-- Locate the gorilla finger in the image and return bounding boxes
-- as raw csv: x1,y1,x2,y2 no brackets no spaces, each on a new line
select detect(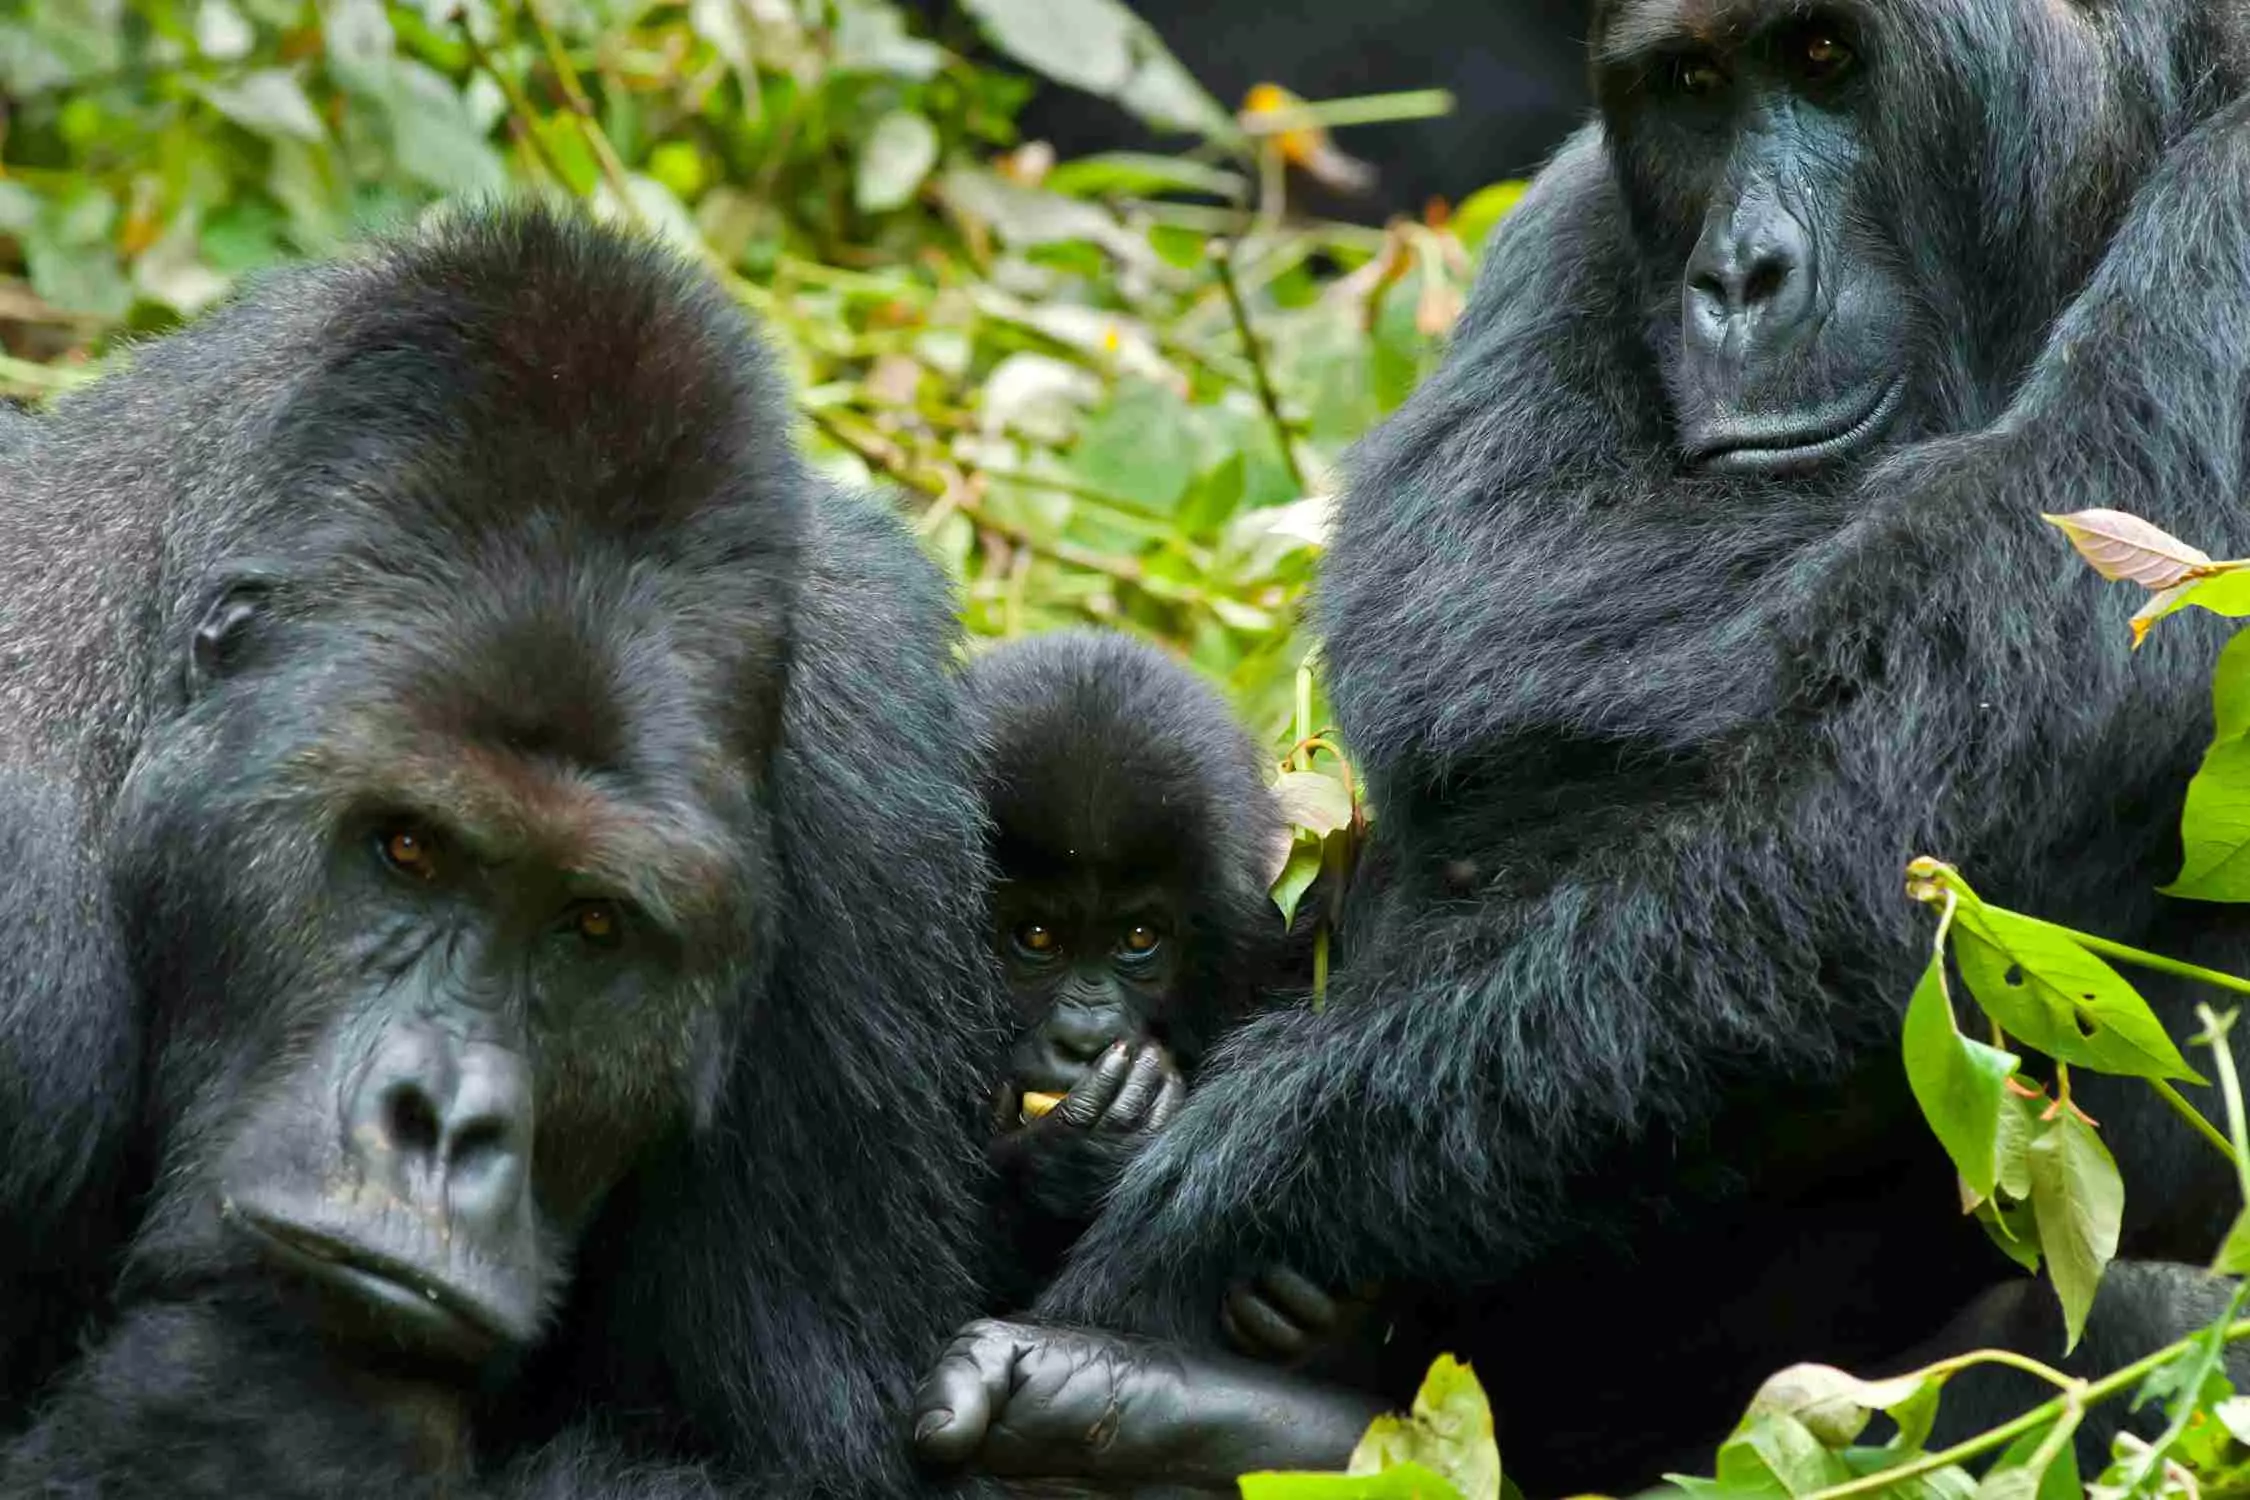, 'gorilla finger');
1098,1045,1170,1130
910,1323,1022,1464
1220,1284,1309,1360
1052,1044,1132,1127
1143,1065,1187,1133
1255,1266,1341,1331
